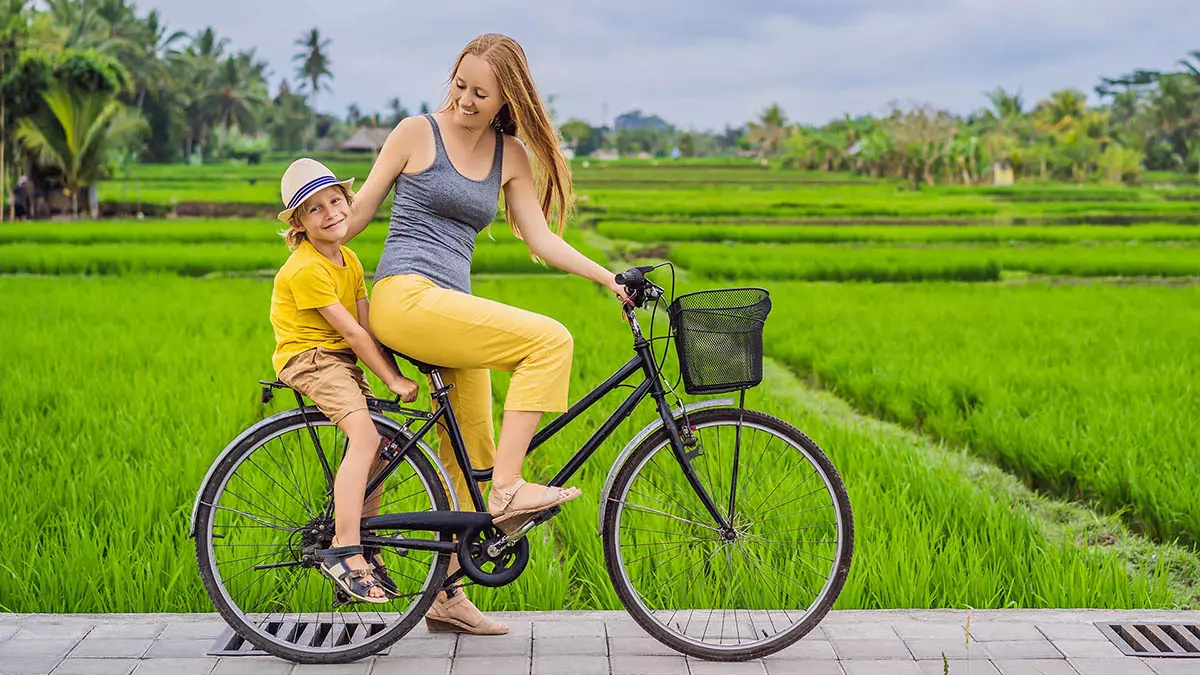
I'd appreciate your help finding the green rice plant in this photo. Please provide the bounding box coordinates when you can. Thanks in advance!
[669,242,1200,281]
[0,275,1186,613]
[597,222,1200,245]
[756,281,1200,548]
[585,187,1001,220]
[0,225,603,277]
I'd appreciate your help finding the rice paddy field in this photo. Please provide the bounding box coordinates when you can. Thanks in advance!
[3,159,1198,613]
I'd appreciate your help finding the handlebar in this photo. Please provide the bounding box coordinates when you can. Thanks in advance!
[615,266,664,309]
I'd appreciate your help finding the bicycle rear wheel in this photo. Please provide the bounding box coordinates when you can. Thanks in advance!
[194,410,451,663]
[602,407,853,661]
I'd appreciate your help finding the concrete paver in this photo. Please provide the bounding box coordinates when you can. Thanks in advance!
[0,610,1195,675]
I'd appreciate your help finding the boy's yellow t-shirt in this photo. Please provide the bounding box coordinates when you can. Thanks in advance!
[270,240,368,374]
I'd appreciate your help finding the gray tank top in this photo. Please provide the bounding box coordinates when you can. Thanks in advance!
[375,114,504,294]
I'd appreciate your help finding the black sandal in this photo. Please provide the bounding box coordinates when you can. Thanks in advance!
[362,540,400,598]
[317,545,388,604]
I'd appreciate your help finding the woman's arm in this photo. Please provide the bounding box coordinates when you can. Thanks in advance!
[502,141,630,302]
[343,117,422,242]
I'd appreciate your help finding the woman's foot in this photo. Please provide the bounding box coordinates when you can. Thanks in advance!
[425,588,508,635]
[488,478,582,533]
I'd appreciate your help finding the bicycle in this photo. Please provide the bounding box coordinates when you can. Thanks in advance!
[190,264,854,663]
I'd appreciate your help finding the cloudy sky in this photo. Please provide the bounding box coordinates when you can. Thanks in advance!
[139,1,1199,130]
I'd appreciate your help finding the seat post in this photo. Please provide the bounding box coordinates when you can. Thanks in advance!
[428,368,444,391]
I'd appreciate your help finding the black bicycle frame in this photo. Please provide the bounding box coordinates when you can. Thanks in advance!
[357,305,734,533]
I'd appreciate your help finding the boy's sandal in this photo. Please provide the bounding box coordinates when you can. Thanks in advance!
[487,478,582,534]
[317,545,388,605]
[362,537,400,598]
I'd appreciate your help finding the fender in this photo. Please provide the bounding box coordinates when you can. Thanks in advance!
[189,407,458,537]
[597,398,734,535]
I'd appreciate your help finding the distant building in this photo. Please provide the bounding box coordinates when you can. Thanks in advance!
[590,149,620,161]
[993,162,1014,187]
[342,127,392,154]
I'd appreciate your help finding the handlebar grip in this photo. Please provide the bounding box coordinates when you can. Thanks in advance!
[616,266,654,287]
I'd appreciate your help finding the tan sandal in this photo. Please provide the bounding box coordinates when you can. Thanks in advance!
[425,590,508,635]
[488,478,582,534]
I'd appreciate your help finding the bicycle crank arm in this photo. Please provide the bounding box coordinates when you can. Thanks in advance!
[488,506,561,557]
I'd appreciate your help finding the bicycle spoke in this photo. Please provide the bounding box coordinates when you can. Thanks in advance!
[200,418,448,659]
[609,415,851,657]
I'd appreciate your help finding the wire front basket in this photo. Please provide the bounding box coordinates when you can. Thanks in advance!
[667,288,771,395]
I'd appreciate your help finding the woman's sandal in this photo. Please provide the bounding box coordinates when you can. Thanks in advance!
[362,539,400,598]
[317,545,389,605]
[488,478,582,534]
[425,588,508,635]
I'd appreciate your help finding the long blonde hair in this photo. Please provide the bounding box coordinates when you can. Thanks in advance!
[439,33,573,237]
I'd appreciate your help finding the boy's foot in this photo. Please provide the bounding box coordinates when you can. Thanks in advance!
[488,479,582,533]
[318,545,388,604]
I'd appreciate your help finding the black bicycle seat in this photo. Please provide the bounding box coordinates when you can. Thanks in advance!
[382,347,441,375]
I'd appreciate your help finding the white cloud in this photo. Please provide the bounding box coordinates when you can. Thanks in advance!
[138,0,1200,129]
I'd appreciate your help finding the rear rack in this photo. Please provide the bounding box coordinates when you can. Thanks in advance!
[258,379,432,420]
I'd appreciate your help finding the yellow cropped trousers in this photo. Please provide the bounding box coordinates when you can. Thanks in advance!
[369,274,574,508]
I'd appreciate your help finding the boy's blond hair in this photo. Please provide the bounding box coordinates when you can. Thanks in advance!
[282,185,357,250]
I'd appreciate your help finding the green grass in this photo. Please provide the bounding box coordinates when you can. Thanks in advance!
[0,221,604,277]
[668,242,1200,281]
[0,274,1188,613]
[756,281,1200,549]
[584,187,1001,219]
[597,221,1200,245]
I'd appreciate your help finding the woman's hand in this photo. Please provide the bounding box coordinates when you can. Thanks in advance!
[605,274,634,307]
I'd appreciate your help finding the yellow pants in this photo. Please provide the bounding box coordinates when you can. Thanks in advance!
[369,274,574,508]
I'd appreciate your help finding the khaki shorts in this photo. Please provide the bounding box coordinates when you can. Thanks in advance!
[278,347,373,424]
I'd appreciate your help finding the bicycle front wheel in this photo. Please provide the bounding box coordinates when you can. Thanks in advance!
[602,407,853,661]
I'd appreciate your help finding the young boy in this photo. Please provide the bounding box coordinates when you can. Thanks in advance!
[271,158,419,604]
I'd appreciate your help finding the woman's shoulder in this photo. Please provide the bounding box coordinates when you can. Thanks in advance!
[501,134,531,183]
[390,114,434,146]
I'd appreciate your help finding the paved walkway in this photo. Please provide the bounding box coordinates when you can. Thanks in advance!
[2,610,1199,675]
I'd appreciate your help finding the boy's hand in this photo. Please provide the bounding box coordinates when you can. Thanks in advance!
[389,377,419,403]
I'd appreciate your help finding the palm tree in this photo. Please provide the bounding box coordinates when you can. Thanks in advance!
[15,81,145,217]
[206,51,270,153]
[1,0,31,221]
[985,87,1024,119]
[1178,50,1200,84]
[131,9,186,109]
[747,103,788,157]
[294,27,332,110]
[387,97,408,125]
[174,27,228,159]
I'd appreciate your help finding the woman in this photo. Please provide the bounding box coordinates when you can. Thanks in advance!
[343,33,629,634]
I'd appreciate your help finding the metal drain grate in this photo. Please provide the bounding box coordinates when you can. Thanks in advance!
[208,621,392,656]
[1097,622,1200,657]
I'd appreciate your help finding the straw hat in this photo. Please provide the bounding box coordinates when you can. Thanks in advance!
[277,158,354,223]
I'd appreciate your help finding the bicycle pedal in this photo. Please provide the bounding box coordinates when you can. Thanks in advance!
[528,506,561,527]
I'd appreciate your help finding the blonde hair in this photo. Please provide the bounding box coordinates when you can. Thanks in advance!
[439,33,574,237]
[282,185,356,250]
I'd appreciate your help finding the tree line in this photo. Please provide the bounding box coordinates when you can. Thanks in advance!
[2,1,1197,221]
[559,54,1200,186]
[0,0,429,218]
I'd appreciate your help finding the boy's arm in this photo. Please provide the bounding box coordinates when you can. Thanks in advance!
[316,303,418,402]
[355,298,371,334]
